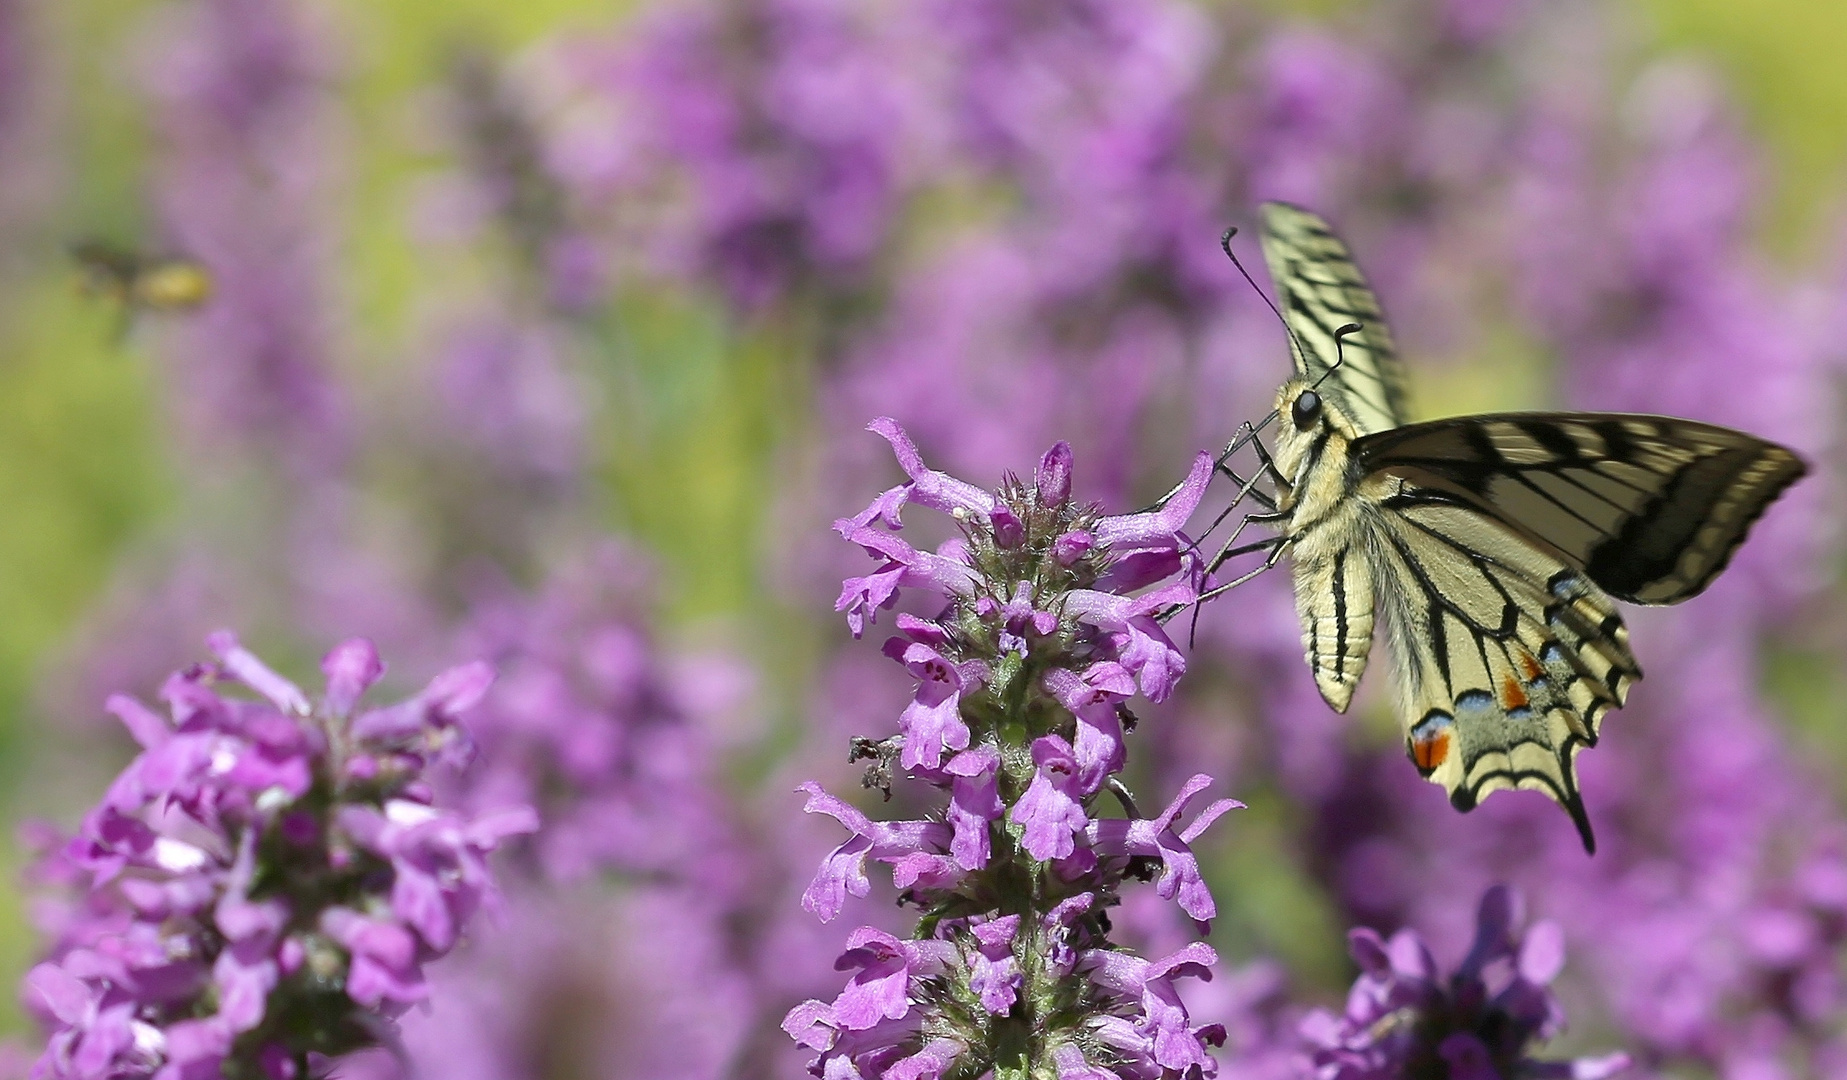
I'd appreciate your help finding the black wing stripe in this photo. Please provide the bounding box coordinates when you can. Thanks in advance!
[1280,284,1396,400]
[1396,516,1524,634]
[1584,443,1805,603]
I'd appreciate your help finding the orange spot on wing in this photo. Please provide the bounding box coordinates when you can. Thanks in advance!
[1518,652,1543,680]
[1500,675,1529,711]
[1412,731,1451,772]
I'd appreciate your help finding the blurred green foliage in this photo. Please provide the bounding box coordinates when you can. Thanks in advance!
[1639,0,1847,258]
[0,280,171,754]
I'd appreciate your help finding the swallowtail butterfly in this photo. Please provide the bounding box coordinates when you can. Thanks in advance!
[1218,202,1804,852]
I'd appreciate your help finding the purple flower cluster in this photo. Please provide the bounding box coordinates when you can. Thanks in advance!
[301,545,770,1080]
[787,420,1242,1077]
[1303,887,1627,1080]
[24,634,535,1080]
[536,0,931,309]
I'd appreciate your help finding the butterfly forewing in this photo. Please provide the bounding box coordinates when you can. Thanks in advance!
[1354,414,1807,605]
[1259,202,1410,436]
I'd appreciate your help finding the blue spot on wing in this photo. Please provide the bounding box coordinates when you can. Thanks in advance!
[1455,690,1496,718]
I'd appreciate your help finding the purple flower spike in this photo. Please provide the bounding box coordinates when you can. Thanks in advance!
[26,634,534,1079]
[806,428,1229,1074]
[1305,886,1624,1080]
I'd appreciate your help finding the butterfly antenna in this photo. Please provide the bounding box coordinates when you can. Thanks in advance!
[1311,322,1363,390]
[1221,226,1315,370]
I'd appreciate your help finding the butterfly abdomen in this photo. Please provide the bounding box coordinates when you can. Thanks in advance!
[1290,526,1377,713]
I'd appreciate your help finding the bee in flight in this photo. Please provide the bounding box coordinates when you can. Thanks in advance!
[70,239,214,338]
[1194,202,1804,852]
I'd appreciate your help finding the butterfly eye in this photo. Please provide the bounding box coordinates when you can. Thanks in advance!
[1292,390,1323,431]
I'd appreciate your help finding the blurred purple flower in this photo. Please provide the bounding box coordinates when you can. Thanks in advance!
[24,634,534,1080]
[544,0,932,308]
[334,884,756,1080]
[1302,886,1627,1080]
[449,544,751,889]
[137,0,347,474]
[430,318,589,486]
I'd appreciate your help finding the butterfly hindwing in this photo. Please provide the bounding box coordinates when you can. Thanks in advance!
[1259,202,1410,436]
[1368,490,1641,850]
[1354,414,1807,605]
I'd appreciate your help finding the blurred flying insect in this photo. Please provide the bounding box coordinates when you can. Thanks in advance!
[70,239,214,340]
[1172,203,1804,852]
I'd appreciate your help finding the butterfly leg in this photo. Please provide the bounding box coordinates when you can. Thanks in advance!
[1178,526,1287,643]
[1162,530,1289,634]
[1195,534,1288,604]
[1211,419,1283,511]
[1188,451,1284,552]
[1244,428,1290,494]
[1213,464,1278,514]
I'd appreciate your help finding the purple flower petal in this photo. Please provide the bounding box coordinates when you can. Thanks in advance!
[1036,441,1073,506]
[321,639,385,719]
[944,747,1002,870]
[207,631,310,716]
[891,643,972,770]
[867,417,997,518]
[1011,736,1088,862]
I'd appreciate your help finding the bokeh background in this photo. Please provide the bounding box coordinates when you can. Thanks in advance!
[1,0,1846,1075]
